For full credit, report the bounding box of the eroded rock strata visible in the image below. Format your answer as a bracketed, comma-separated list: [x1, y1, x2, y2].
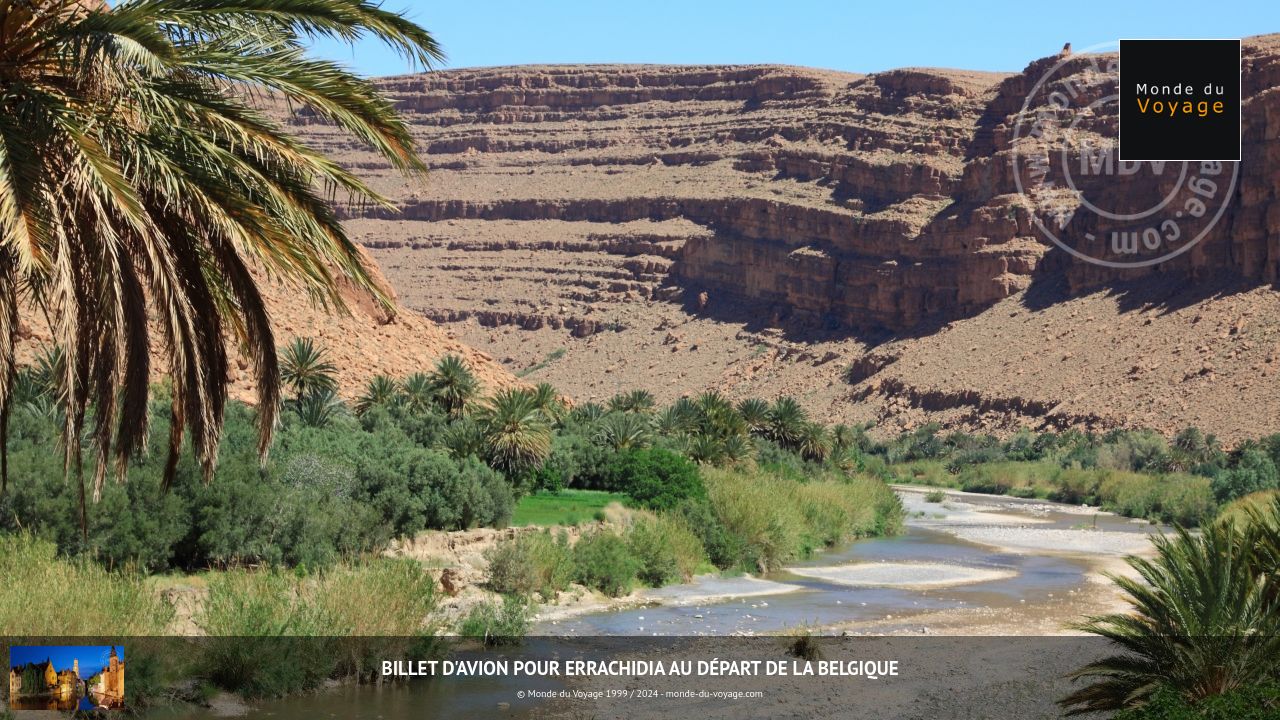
[293, 37, 1280, 440]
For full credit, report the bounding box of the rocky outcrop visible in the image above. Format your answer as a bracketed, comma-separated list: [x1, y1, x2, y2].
[276, 45, 1280, 442]
[314, 40, 1280, 335]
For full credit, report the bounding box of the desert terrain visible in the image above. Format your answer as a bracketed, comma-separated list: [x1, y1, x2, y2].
[276, 34, 1280, 442]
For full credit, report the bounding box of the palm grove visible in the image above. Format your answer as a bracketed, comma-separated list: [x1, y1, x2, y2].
[0, 1, 1277, 718]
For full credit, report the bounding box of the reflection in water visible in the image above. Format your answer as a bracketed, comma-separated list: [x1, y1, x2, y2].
[9, 691, 97, 712]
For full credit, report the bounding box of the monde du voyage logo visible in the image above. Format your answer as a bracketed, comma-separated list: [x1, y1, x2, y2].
[1012, 39, 1241, 268]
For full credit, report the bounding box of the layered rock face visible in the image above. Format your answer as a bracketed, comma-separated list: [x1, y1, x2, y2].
[317, 38, 1280, 336]
[287, 40, 1280, 441]
[311, 63, 1035, 333]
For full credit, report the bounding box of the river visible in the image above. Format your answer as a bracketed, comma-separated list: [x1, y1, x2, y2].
[146, 488, 1162, 719]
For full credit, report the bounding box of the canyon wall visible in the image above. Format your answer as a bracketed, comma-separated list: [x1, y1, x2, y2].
[311, 36, 1280, 336]
[284, 39, 1280, 441]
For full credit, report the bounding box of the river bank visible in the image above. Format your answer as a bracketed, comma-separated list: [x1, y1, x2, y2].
[530, 488, 1162, 719]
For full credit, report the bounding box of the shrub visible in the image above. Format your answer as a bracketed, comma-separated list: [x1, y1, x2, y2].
[700, 467, 903, 572]
[891, 460, 951, 487]
[1212, 448, 1280, 503]
[703, 469, 804, 572]
[604, 447, 705, 510]
[626, 515, 706, 586]
[457, 594, 530, 646]
[485, 531, 574, 598]
[1095, 470, 1215, 526]
[1049, 467, 1104, 505]
[786, 629, 824, 661]
[1217, 490, 1280, 527]
[674, 498, 742, 570]
[924, 490, 947, 503]
[197, 571, 338, 696]
[1110, 684, 1280, 720]
[354, 447, 513, 535]
[573, 531, 640, 597]
[311, 559, 442, 680]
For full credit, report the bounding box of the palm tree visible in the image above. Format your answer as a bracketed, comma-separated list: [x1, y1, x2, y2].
[529, 382, 566, 425]
[0, 1, 442, 512]
[654, 404, 692, 437]
[568, 401, 606, 425]
[797, 422, 831, 463]
[831, 424, 856, 454]
[399, 373, 435, 415]
[685, 434, 724, 465]
[355, 374, 398, 416]
[594, 411, 652, 452]
[720, 433, 754, 467]
[1060, 520, 1280, 714]
[767, 397, 808, 450]
[608, 389, 655, 414]
[737, 398, 771, 436]
[692, 390, 744, 439]
[293, 388, 345, 428]
[439, 416, 485, 459]
[475, 389, 551, 476]
[280, 338, 337, 404]
[426, 354, 478, 418]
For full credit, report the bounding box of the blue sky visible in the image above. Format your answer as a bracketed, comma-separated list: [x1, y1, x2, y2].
[312, 1, 1278, 77]
[9, 645, 122, 678]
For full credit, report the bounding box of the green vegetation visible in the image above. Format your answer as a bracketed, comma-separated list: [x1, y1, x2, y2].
[1216, 490, 1280, 526]
[1110, 684, 1280, 720]
[0, 0, 442, 524]
[703, 468, 900, 571]
[0, 534, 173, 635]
[627, 514, 706, 585]
[572, 530, 641, 597]
[512, 489, 627, 526]
[484, 530, 575, 598]
[457, 595, 532, 646]
[1, 336, 904, 591]
[877, 425, 1278, 526]
[1062, 497, 1280, 714]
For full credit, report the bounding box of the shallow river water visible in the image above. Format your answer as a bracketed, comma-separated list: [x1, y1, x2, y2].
[145, 489, 1163, 719]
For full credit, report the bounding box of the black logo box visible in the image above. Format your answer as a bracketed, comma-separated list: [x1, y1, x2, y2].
[1119, 39, 1241, 162]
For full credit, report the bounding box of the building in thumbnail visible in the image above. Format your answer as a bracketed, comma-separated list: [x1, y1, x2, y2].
[94, 646, 125, 705]
[9, 657, 80, 698]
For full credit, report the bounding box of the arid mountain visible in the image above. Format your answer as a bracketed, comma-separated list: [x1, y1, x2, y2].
[15, 246, 524, 403]
[292, 35, 1280, 442]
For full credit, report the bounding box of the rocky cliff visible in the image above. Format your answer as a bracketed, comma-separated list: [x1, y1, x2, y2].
[291, 38, 1280, 441]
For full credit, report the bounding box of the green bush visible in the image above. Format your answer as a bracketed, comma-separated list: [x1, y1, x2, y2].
[924, 490, 947, 503]
[197, 571, 338, 696]
[457, 594, 530, 646]
[485, 530, 574, 598]
[674, 498, 742, 570]
[1096, 471, 1215, 526]
[1212, 448, 1280, 503]
[701, 468, 903, 572]
[603, 447, 705, 510]
[626, 515, 706, 586]
[0, 398, 516, 572]
[573, 530, 640, 597]
[1111, 684, 1280, 720]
